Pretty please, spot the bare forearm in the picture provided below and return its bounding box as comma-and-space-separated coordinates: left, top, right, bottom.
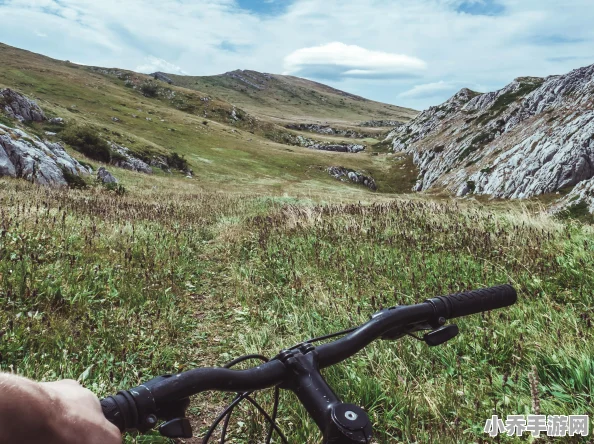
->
0, 373, 121, 444
0, 373, 57, 443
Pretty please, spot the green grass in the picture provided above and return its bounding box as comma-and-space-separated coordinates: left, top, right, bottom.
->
219, 201, 594, 443
2, 180, 593, 443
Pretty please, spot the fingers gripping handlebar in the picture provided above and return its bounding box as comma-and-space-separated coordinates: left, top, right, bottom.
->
101, 284, 517, 440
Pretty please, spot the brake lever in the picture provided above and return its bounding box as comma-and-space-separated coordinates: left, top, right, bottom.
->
157, 398, 192, 438
371, 307, 458, 345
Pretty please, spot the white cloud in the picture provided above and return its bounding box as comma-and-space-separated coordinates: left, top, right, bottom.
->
399, 81, 461, 99
136, 56, 188, 75
283, 42, 427, 80
0, 0, 593, 110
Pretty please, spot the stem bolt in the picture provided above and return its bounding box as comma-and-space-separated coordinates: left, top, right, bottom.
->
345, 411, 358, 421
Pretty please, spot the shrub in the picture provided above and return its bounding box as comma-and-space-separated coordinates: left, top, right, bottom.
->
59, 167, 87, 189
140, 82, 159, 98
61, 125, 112, 162
0, 113, 15, 128
110, 150, 127, 164
103, 182, 126, 195
167, 152, 189, 171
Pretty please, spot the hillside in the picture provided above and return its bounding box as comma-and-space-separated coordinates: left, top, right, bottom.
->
387, 64, 594, 214
165, 69, 417, 127
0, 42, 418, 195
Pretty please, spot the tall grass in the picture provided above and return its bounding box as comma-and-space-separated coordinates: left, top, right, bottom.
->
1, 181, 592, 443
222, 201, 594, 442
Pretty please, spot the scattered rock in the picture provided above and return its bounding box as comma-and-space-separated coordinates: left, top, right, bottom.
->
0, 89, 46, 122
285, 123, 368, 138
360, 120, 404, 128
97, 167, 118, 184
551, 178, 594, 215
0, 123, 90, 186
111, 117, 121, 122
110, 143, 152, 174
327, 166, 377, 190
49, 117, 64, 125
45, 131, 57, 136
310, 144, 365, 153
149, 156, 170, 171
283, 133, 365, 153
151, 72, 173, 85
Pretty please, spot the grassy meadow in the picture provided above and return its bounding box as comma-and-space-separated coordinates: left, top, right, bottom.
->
1, 176, 593, 443
1, 42, 593, 443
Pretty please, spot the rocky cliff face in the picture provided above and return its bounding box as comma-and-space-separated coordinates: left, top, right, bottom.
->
0, 123, 90, 186
1, 88, 46, 122
388, 64, 594, 212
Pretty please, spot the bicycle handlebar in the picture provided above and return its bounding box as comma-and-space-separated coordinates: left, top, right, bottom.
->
101, 284, 517, 435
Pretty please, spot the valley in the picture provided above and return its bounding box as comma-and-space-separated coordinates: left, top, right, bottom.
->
1, 41, 593, 443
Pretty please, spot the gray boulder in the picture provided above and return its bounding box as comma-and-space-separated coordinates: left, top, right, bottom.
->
110, 143, 152, 174
551, 177, 594, 215
0, 123, 90, 186
0, 89, 46, 122
151, 72, 173, 84
328, 166, 377, 190
310, 144, 365, 153
97, 167, 118, 184
49, 117, 64, 125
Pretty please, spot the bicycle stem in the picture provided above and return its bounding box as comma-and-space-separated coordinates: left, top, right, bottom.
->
279, 345, 372, 444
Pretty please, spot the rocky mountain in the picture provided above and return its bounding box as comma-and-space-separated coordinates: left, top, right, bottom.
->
387, 64, 594, 213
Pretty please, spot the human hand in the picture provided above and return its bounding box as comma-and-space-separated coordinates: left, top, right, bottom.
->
40, 379, 122, 444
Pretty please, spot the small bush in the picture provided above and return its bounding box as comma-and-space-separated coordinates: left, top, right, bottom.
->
110, 150, 127, 164
167, 152, 189, 171
61, 125, 111, 162
103, 182, 126, 195
0, 113, 15, 128
60, 167, 87, 189
140, 82, 159, 98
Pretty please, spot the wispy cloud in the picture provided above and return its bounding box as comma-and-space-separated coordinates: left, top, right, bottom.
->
136, 56, 187, 75
283, 42, 426, 80
399, 81, 461, 99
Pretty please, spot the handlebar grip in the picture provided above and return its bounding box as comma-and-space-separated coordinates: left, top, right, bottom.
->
101, 392, 138, 432
427, 284, 517, 319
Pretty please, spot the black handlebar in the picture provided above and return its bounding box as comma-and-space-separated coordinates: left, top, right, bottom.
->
101, 284, 517, 438
425, 284, 517, 319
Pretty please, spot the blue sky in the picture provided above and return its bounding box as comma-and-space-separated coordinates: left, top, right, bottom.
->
0, 0, 593, 110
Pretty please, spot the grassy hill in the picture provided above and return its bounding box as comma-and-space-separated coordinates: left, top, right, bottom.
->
0, 42, 418, 195
167, 69, 417, 126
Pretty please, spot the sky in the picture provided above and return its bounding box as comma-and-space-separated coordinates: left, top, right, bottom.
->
0, 0, 593, 110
